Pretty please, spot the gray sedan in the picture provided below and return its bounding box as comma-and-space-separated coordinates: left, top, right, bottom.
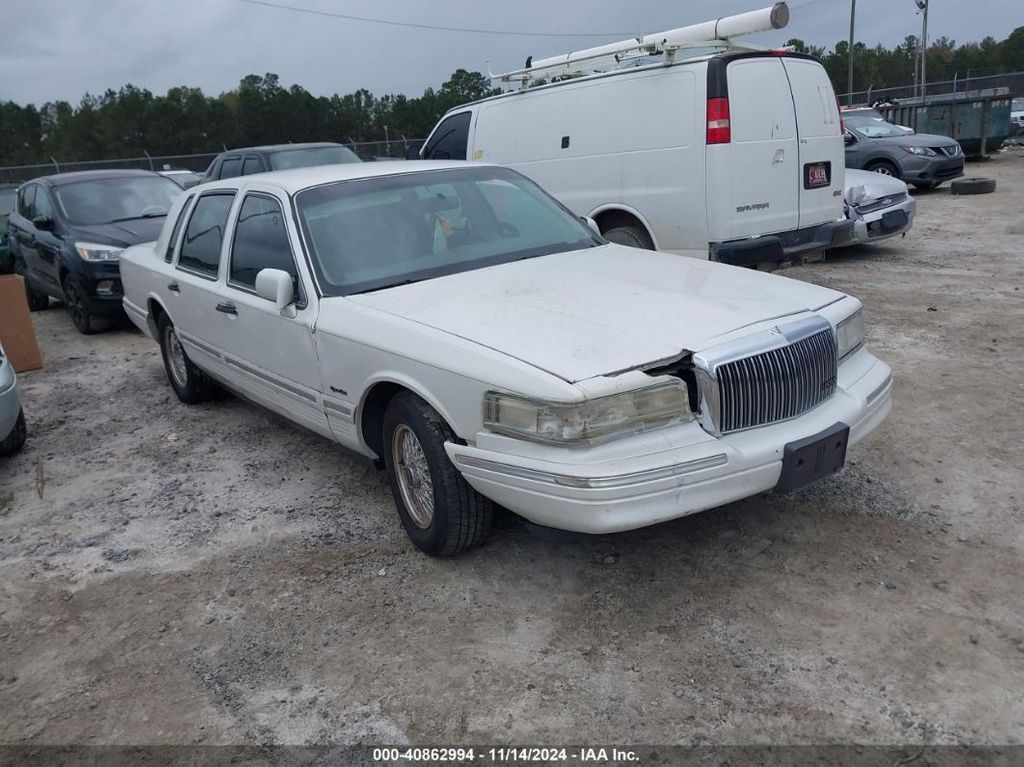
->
843, 109, 964, 190
0, 342, 27, 456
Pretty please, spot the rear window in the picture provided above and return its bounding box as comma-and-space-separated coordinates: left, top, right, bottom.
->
269, 146, 360, 170
0, 189, 15, 215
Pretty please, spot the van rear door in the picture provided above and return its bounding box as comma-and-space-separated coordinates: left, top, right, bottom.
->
707, 57, 798, 243
781, 58, 844, 229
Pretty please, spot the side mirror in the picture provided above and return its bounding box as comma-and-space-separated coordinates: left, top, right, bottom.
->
255, 268, 295, 312
32, 215, 54, 231
405, 146, 421, 160
843, 132, 856, 146
581, 216, 602, 237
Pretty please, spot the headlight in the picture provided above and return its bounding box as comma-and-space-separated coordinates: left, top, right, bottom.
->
75, 242, 124, 262
902, 146, 936, 156
836, 309, 867, 362
483, 381, 692, 445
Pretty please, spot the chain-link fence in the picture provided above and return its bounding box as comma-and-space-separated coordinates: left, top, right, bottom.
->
0, 139, 427, 185
838, 71, 1024, 106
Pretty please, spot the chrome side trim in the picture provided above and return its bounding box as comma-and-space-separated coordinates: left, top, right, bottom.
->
324, 399, 354, 418
178, 332, 221, 360
453, 453, 728, 490
866, 372, 893, 405
224, 355, 318, 403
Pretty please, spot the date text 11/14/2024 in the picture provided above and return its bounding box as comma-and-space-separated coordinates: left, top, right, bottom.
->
372, 747, 640, 763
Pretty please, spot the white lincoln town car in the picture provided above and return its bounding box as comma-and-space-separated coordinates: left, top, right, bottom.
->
120, 161, 892, 556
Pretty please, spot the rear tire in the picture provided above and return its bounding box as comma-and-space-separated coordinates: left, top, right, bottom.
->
382, 392, 492, 557
0, 409, 27, 457
14, 263, 49, 311
602, 224, 655, 250
866, 160, 900, 178
158, 314, 213, 404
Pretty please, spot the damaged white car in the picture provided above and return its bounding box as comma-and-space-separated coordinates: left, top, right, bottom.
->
120, 162, 892, 556
839, 168, 916, 247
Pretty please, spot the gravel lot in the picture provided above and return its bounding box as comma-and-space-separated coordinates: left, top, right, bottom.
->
1, 153, 1022, 748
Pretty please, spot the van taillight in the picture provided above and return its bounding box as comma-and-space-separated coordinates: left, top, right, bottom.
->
707, 97, 731, 144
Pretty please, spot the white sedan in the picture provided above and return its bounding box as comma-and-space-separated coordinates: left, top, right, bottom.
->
840, 168, 916, 246
120, 162, 892, 556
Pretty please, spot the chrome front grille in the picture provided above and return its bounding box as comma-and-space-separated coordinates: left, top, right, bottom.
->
856, 192, 907, 214
939, 145, 961, 157
693, 317, 838, 435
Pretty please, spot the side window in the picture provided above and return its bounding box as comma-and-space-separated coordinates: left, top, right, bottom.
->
164, 195, 193, 263
229, 194, 298, 290
422, 112, 472, 160
32, 187, 54, 220
17, 186, 36, 218
241, 156, 265, 176
219, 157, 242, 179
177, 193, 235, 278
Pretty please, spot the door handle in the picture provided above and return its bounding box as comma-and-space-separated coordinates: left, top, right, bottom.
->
215, 302, 237, 316
167, 282, 180, 293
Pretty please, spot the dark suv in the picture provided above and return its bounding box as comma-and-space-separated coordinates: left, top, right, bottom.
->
7, 170, 183, 333
0, 185, 16, 273
202, 142, 361, 182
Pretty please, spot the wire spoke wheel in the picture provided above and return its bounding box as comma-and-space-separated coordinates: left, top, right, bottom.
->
165, 326, 188, 389
391, 424, 435, 529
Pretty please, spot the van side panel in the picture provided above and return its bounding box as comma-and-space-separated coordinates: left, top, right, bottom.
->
471, 67, 705, 255
781, 58, 845, 229
706, 58, 799, 244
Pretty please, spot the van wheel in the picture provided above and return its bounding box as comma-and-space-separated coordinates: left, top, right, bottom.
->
867, 160, 900, 178
602, 225, 655, 250
158, 315, 213, 404
382, 392, 492, 557
0, 409, 27, 457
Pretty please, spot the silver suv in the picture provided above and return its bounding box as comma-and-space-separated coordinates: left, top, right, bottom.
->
843, 108, 964, 190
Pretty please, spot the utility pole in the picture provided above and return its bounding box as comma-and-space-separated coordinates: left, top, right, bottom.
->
847, 0, 856, 105
915, 0, 929, 101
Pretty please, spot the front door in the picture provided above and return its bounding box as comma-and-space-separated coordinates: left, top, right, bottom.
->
204, 190, 329, 438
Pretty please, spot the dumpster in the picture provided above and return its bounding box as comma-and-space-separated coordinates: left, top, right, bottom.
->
880, 88, 1012, 156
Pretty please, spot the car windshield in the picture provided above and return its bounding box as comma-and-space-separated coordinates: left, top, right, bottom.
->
269, 146, 361, 170
54, 176, 184, 225
1013, 97, 1024, 112
846, 114, 909, 139
0, 189, 15, 215
295, 166, 602, 296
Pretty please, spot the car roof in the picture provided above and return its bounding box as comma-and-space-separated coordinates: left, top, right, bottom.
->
218, 142, 346, 155
197, 160, 489, 195
27, 169, 163, 187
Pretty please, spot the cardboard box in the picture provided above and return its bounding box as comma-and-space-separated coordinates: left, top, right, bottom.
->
0, 275, 44, 373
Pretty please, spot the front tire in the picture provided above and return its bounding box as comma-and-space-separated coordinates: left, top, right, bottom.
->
0, 408, 27, 457
867, 160, 900, 178
63, 277, 96, 334
382, 392, 492, 557
158, 315, 212, 404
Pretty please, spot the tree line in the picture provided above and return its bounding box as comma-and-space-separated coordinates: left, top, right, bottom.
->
1, 26, 1021, 167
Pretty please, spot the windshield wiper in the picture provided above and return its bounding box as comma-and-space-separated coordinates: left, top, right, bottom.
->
352, 277, 431, 295
108, 211, 167, 223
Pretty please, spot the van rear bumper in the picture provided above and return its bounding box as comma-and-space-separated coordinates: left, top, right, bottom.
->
712, 219, 854, 266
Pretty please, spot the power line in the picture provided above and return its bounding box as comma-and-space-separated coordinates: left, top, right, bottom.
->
235, 0, 634, 38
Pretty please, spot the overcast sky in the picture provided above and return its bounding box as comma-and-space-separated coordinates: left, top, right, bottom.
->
1, 0, 1019, 106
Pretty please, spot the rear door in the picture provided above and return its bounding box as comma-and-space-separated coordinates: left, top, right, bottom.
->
781, 58, 845, 229
712, 58, 799, 240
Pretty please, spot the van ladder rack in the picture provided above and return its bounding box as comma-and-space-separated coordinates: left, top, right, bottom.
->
490, 3, 790, 87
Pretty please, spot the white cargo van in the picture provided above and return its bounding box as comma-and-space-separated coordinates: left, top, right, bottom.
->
420, 14, 851, 265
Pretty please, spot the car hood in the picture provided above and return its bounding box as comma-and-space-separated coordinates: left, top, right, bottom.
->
70, 217, 166, 248
346, 245, 844, 383
845, 168, 909, 201
887, 133, 960, 149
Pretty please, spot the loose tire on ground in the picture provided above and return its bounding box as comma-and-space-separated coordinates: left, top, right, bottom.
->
0, 408, 27, 457
157, 314, 213, 404
951, 177, 996, 196
382, 392, 492, 557
602, 225, 655, 250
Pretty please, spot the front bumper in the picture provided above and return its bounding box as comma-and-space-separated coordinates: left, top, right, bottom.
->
841, 196, 917, 247
76, 261, 126, 318
0, 358, 22, 443
900, 154, 964, 186
446, 348, 892, 534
